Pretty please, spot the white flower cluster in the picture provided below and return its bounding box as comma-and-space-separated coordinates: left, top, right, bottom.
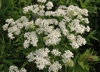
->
2, 0, 90, 48
27, 48, 73, 72
35, 18, 58, 34
22, 1, 90, 48
70, 35, 86, 49
48, 61, 62, 72
23, 4, 45, 16
59, 21, 69, 36
2, 16, 32, 39
9, 66, 27, 72
26, 48, 50, 70
2, 16, 38, 49
46, 1, 53, 10
62, 50, 74, 63
37, 0, 46, 3
23, 31, 38, 48
51, 49, 61, 56
45, 29, 61, 45
67, 34, 86, 49
2, 0, 91, 71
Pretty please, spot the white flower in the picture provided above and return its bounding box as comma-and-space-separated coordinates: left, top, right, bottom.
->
82, 9, 88, 16
36, 28, 44, 34
66, 5, 78, 17
23, 5, 33, 13
26, 52, 34, 62
6, 18, 14, 24
46, 1, 53, 10
20, 16, 29, 22
34, 48, 50, 57
23, 31, 38, 48
85, 26, 90, 32
70, 41, 79, 49
19, 68, 27, 72
8, 26, 15, 33
8, 33, 15, 39
26, 48, 50, 70
2, 24, 9, 30
38, 10, 45, 16
9, 66, 27, 72
63, 16, 71, 22
83, 18, 89, 24
31, 4, 40, 14
67, 34, 87, 49
59, 21, 69, 36
75, 24, 85, 34
45, 29, 61, 45
77, 15, 83, 20
9, 66, 19, 72
51, 49, 61, 56
17, 23, 24, 29
23, 21, 35, 30
69, 19, 86, 34
76, 35, 86, 46
68, 19, 80, 32
45, 11, 55, 16
37, 0, 46, 3
35, 18, 58, 35
67, 34, 76, 42
23, 40, 30, 48
23, 7, 29, 13
55, 9, 66, 16
8, 25, 21, 35
48, 61, 62, 72
63, 59, 74, 67
58, 5, 67, 10
14, 29, 21, 35
62, 50, 74, 63
35, 57, 50, 70
39, 5, 45, 9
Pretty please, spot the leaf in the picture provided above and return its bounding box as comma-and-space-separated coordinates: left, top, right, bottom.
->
20, 0, 26, 2
87, 30, 99, 41
91, 56, 100, 61
78, 62, 85, 69
9, 59, 22, 62
0, 0, 2, 9
87, 6, 97, 13
88, 30, 96, 37
83, 0, 91, 7
22, 61, 28, 68
1, 35, 5, 56
79, 0, 84, 8
0, 64, 5, 71
91, 37, 99, 41
78, 49, 90, 62
78, 50, 90, 71
74, 64, 89, 72
2, 59, 14, 65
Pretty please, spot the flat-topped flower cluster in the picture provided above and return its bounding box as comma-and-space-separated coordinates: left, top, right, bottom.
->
2, 0, 90, 72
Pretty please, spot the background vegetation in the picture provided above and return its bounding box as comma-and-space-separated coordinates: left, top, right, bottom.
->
0, 0, 100, 72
